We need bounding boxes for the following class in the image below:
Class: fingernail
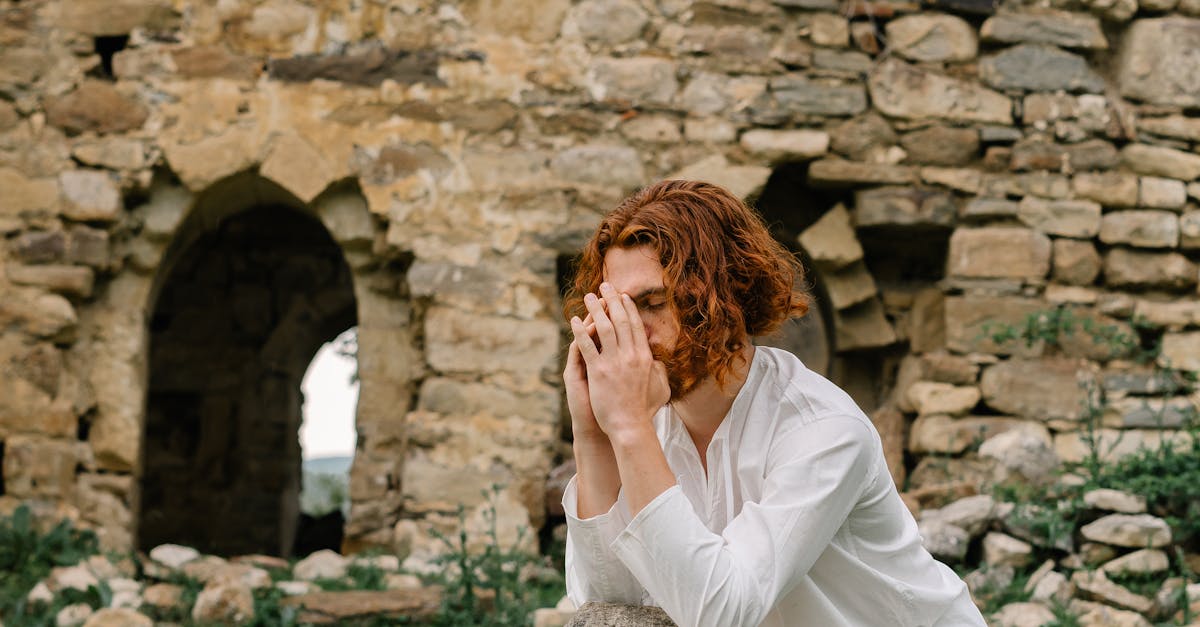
[584,293,596,302]
[600,282,612,292]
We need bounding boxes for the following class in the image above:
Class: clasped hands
[564,283,670,446]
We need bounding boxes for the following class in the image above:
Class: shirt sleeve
[609,414,879,627]
[562,475,647,606]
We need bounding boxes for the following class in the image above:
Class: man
[560,180,985,626]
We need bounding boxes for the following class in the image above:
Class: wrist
[607,421,658,453]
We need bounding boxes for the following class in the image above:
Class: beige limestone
[797,204,863,271]
[947,227,1051,279]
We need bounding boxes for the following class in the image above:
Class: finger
[583,293,617,353]
[570,315,601,363]
[600,283,633,350]
[624,293,652,357]
[564,338,586,379]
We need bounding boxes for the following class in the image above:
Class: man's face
[602,245,696,400]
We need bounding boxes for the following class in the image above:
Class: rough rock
[1139,115,1200,142]
[984,532,1034,568]
[280,588,444,622]
[1138,177,1187,210]
[1083,489,1146,514]
[981,44,1105,93]
[1100,549,1170,576]
[900,126,980,166]
[885,15,978,62]
[565,0,648,44]
[1121,144,1200,181]
[738,129,829,161]
[1017,197,1101,238]
[829,113,898,162]
[924,494,997,536]
[833,298,897,350]
[550,144,644,189]
[906,382,981,416]
[565,602,675,626]
[797,204,863,270]
[981,11,1107,48]
[917,518,971,562]
[854,186,955,227]
[1104,249,1197,289]
[809,160,917,186]
[1099,211,1179,248]
[150,544,200,570]
[6,265,95,298]
[56,603,94,627]
[979,429,1059,486]
[980,358,1091,422]
[990,601,1055,627]
[823,262,878,309]
[142,583,183,608]
[1181,211,1200,249]
[944,296,1045,355]
[192,582,255,624]
[58,170,121,222]
[1071,570,1154,614]
[82,608,152,627]
[869,59,1013,124]
[1081,514,1172,548]
[909,414,1045,454]
[1159,331,1200,371]
[45,82,148,136]
[947,227,1051,279]
[293,549,349,581]
[587,57,678,106]
[0,168,59,216]
[1069,600,1152,627]
[1052,239,1102,285]
[1118,17,1200,107]
[769,75,868,116]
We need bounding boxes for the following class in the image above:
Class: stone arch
[132,170,406,556]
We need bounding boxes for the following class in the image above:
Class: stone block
[908,289,946,353]
[587,57,678,107]
[44,81,148,136]
[824,261,877,310]
[1099,210,1179,248]
[162,126,262,191]
[72,138,148,171]
[1071,570,1154,614]
[980,358,1092,422]
[769,75,868,116]
[829,113,897,162]
[1052,239,1101,285]
[1,435,78,498]
[917,518,971,562]
[619,115,681,144]
[1084,489,1146,514]
[983,532,1033,568]
[683,118,736,143]
[808,160,917,187]
[667,155,768,201]
[947,227,1051,279]
[1132,298,1200,329]
[990,602,1054,627]
[1017,197,1100,238]
[739,129,829,161]
[565,603,674,627]
[1160,331,1200,371]
[1065,139,1119,172]
[563,0,647,43]
[58,170,121,222]
[1118,17,1200,107]
[0,288,78,341]
[1104,249,1197,289]
[0,168,58,216]
[1067,600,1152,627]
[6,265,94,297]
[921,167,983,194]
[1100,549,1169,576]
[1182,210,1200,249]
[1102,396,1198,428]
[425,307,559,374]
[854,186,955,227]
[979,429,1059,486]
[981,11,1107,48]
[1054,428,1190,464]
[980,44,1104,93]
[944,295,1044,356]
[260,133,336,203]
[797,204,862,271]
[906,382,981,416]
[909,414,1042,454]
[833,298,897,350]
[1138,115,1200,142]
[1121,144,1200,181]
[1082,514,1172,549]
[550,144,645,189]
[959,198,1018,221]
[869,59,1013,124]
[900,126,979,167]
[1073,172,1139,208]
[1139,176,1187,209]
[885,14,978,62]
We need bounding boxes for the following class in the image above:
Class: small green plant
[428,485,565,627]
[0,505,102,624]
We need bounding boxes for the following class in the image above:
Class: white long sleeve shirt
[563,346,986,627]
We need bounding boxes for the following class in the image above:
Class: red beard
[652,343,708,402]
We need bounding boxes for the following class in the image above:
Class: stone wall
[0,0,1198,557]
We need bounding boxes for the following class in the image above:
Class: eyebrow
[628,287,666,303]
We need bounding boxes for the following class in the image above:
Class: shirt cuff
[562,475,630,540]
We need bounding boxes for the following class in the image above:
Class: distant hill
[300,456,353,516]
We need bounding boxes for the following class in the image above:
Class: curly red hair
[564,179,810,394]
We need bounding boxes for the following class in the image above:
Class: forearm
[572,434,622,519]
[610,425,676,516]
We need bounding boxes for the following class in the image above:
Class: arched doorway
[138,177,358,557]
